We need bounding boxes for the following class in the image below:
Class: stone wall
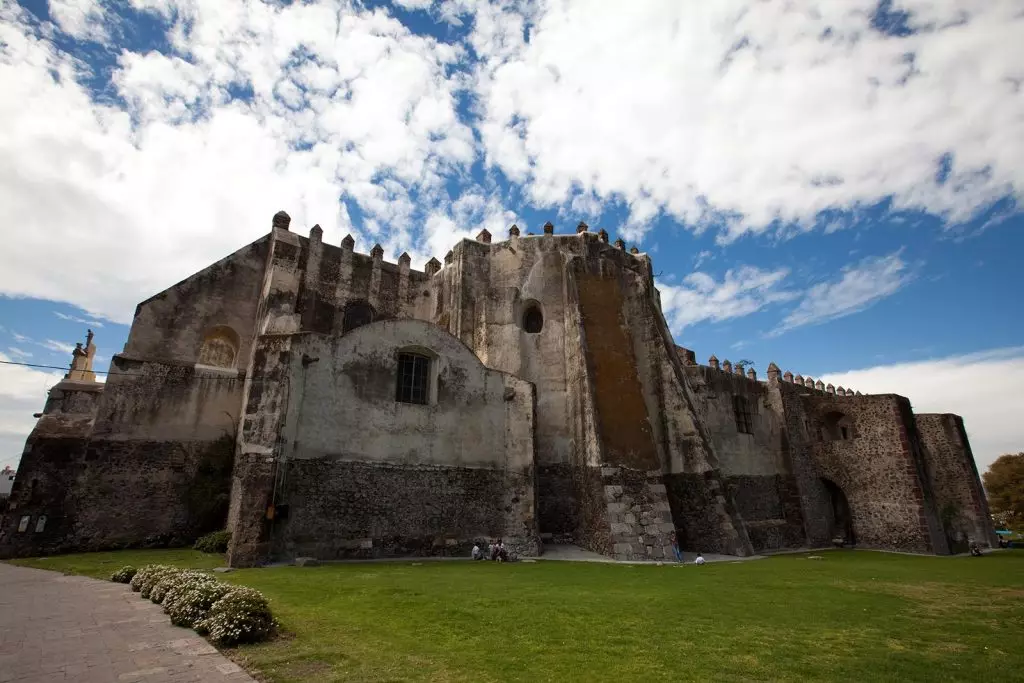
[799,392,947,553]
[124,236,270,366]
[0,355,242,558]
[915,413,997,551]
[227,319,538,565]
[684,366,805,551]
[443,236,576,539]
[0,434,234,558]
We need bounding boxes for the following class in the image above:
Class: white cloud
[47,0,108,42]
[6,348,32,359]
[471,0,1024,241]
[774,251,913,333]
[41,340,75,355]
[0,1,475,323]
[658,265,794,334]
[412,190,520,267]
[393,0,433,10]
[11,333,30,344]
[54,311,105,327]
[818,347,1024,474]
[693,250,713,269]
[0,351,62,471]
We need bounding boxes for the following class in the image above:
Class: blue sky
[1,0,1022,473]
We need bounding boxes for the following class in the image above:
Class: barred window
[733,396,754,434]
[396,352,430,405]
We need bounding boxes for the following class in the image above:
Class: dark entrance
[822,478,855,546]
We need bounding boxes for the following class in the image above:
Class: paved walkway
[0,563,254,682]
[538,543,766,564]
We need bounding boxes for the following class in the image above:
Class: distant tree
[983,453,1024,527]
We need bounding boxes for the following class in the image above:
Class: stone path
[0,563,254,682]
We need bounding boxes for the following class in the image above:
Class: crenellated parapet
[675,349,774,387]
[672,345,870,396]
[773,364,865,397]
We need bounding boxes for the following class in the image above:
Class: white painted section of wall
[285,319,534,471]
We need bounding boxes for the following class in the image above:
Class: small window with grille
[396,352,430,405]
[733,395,754,434]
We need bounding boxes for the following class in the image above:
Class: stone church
[0,211,996,565]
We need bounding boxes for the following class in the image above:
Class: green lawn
[10,550,1024,682]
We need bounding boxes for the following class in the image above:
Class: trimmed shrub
[194,530,232,554]
[196,586,277,646]
[110,566,137,583]
[130,564,172,592]
[150,569,203,604]
[139,566,182,599]
[164,574,230,628]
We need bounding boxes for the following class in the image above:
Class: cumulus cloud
[415,190,521,266]
[0,351,62,470]
[470,0,1024,240]
[658,265,794,333]
[774,251,913,333]
[0,1,475,323]
[47,0,109,42]
[818,347,1024,473]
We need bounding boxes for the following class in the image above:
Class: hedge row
[111,564,276,646]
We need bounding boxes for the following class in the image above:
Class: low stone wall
[268,459,539,560]
[0,435,234,558]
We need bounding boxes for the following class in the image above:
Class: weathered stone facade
[0,212,997,564]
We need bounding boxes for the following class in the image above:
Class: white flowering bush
[123,563,278,646]
[164,575,231,628]
[150,569,207,604]
[139,566,182,599]
[130,564,173,592]
[110,566,137,583]
[196,586,277,646]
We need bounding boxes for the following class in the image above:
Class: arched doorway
[822,478,855,546]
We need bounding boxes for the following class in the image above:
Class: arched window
[342,300,375,334]
[198,326,240,368]
[396,351,431,405]
[821,411,855,441]
[522,302,543,333]
[733,395,754,434]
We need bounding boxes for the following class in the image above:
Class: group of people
[472,539,510,562]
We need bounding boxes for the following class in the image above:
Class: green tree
[983,453,1024,527]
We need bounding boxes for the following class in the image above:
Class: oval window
[523,304,543,333]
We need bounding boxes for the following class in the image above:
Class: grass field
[10,550,1024,682]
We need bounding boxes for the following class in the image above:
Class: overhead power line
[0,358,253,382]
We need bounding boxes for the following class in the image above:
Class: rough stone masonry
[0,212,998,565]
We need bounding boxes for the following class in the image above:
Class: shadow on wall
[822,477,855,545]
[821,411,856,442]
